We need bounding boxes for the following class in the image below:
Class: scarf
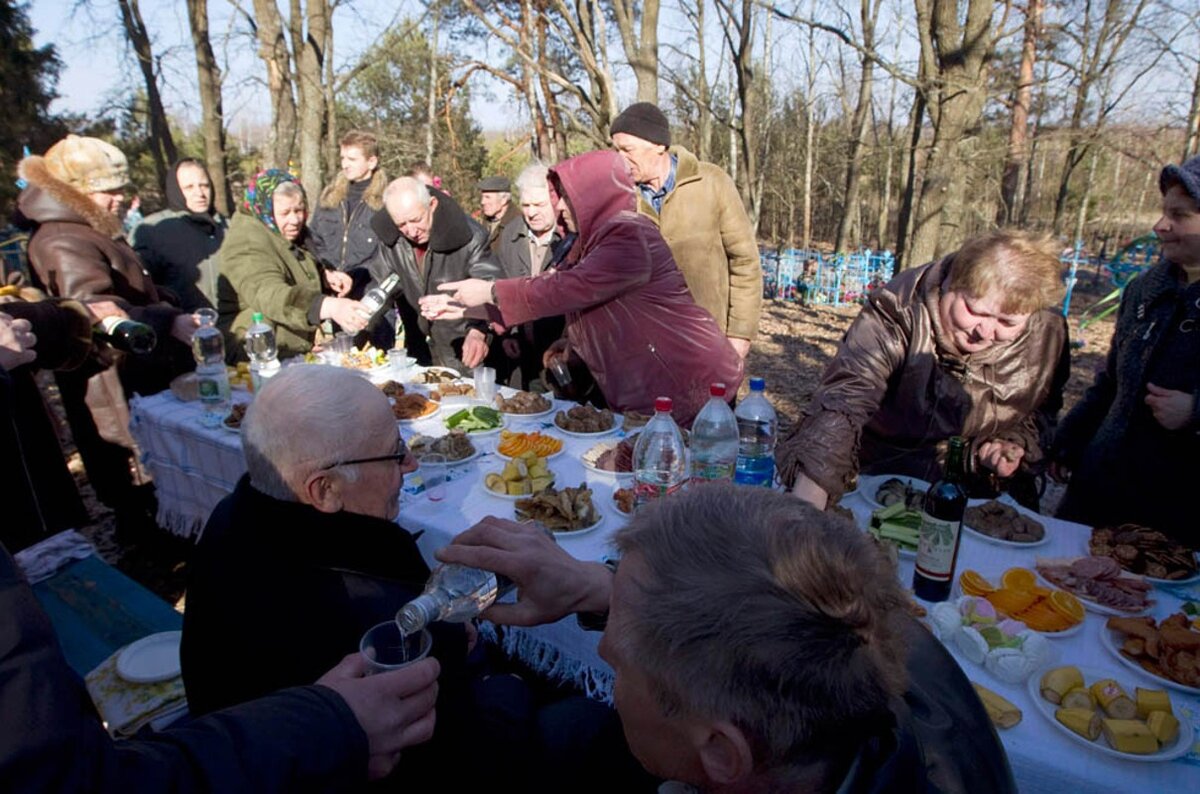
[243,168,300,234]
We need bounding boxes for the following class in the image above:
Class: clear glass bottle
[360,273,401,323]
[395,564,515,636]
[734,377,778,487]
[192,308,230,427]
[912,437,969,602]
[244,312,280,391]
[632,396,688,508]
[689,383,739,483]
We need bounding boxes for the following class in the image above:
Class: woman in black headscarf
[133,158,229,311]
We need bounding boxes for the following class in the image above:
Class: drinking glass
[387,348,414,378]
[473,366,497,402]
[359,623,432,675]
[422,453,447,502]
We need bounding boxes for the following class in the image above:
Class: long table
[129,385,1200,791]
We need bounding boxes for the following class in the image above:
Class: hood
[549,150,637,252]
[370,187,477,253]
[318,168,387,210]
[165,158,221,230]
[16,156,123,238]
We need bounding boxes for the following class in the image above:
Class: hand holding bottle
[321,297,369,333]
[0,312,36,369]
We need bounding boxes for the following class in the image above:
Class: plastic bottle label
[197,377,220,400]
[690,461,735,482]
[914,514,961,582]
[634,480,684,504]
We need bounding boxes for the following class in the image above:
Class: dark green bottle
[912,437,968,602]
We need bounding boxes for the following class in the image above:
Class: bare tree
[249,0,298,170]
[832,0,883,252]
[293,0,332,198]
[115,0,177,189]
[186,0,232,215]
[998,0,1043,227]
[612,0,661,103]
[714,0,760,224]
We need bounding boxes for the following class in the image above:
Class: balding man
[367,177,501,373]
[610,102,762,359]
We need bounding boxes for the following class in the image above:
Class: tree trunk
[894,77,927,269]
[612,0,660,104]
[998,0,1041,227]
[295,0,331,199]
[1073,147,1100,244]
[116,0,177,191]
[427,5,440,166]
[801,21,817,249]
[185,0,231,215]
[833,0,881,253]
[251,0,297,170]
[695,0,710,161]
[1184,56,1200,160]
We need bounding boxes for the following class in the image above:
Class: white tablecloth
[129,388,1200,789]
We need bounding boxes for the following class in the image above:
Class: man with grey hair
[491,163,567,389]
[368,177,501,373]
[478,175,519,251]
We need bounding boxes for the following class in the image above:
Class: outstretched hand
[1145,383,1194,431]
[418,293,465,321]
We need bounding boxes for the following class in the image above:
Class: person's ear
[303,470,343,514]
[367,156,379,173]
[694,720,755,787]
[428,196,439,214]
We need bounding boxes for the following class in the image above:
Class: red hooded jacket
[490,150,743,424]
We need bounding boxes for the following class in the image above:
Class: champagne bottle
[94,316,156,355]
[912,436,968,602]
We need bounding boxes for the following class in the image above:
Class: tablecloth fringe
[482,623,614,704]
[156,505,205,540]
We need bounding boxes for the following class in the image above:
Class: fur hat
[1160,155,1200,207]
[43,135,130,193]
[610,102,671,147]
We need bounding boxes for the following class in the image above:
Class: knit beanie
[43,135,130,193]
[1160,155,1200,207]
[610,102,672,147]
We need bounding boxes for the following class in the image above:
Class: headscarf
[243,168,302,234]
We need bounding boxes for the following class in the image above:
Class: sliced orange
[1000,568,1037,592]
[1048,590,1085,624]
[986,588,1039,615]
[959,570,995,596]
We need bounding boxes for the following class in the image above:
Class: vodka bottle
[94,316,156,355]
[734,377,778,487]
[359,273,401,327]
[192,308,230,427]
[688,383,739,483]
[632,396,688,508]
[912,437,968,602]
[244,312,280,391]
[396,564,516,636]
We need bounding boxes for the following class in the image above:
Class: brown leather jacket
[778,256,1070,501]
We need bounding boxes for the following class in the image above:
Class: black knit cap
[610,102,671,147]
[1160,154,1200,207]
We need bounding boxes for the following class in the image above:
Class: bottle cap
[654,396,672,413]
[749,377,765,391]
[252,312,264,324]
[709,383,726,398]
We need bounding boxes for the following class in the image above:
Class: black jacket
[308,170,386,273]
[494,215,566,388]
[367,188,501,372]
[0,541,370,793]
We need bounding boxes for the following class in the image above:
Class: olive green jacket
[636,146,762,341]
[217,211,325,361]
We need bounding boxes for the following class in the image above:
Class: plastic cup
[359,623,432,675]
[473,366,497,401]
[422,453,447,502]
[330,332,354,356]
[387,348,414,378]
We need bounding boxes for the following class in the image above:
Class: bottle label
[914,514,961,582]
[690,461,734,482]
[98,316,125,335]
[634,480,684,504]
[198,377,220,399]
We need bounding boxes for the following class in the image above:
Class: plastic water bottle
[633,396,688,508]
[734,377,777,487]
[244,312,280,391]
[689,383,739,483]
[192,309,230,427]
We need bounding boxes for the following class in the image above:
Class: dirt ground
[67,281,1120,605]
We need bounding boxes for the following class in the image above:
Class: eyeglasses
[319,441,411,471]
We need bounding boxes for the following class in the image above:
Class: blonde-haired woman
[781,230,1070,510]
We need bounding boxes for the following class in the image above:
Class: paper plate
[116,631,183,684]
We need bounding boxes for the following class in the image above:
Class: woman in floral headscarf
[217,169,368,361]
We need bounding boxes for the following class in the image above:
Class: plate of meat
[962,500,1049,548]
[1088,525,1200,586]
[1035,556,1154,616]
[1102,614,1200,695]
[554,405,617,436]
[581,436,636,477]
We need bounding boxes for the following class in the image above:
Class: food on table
[1106,613,1200,688]
[515,484,599,531]
[495,391,552,414]
[392,393,438,420]
[959,568,1085,633]
[963,500,1045,543]
[1035,556,1153,613]
[867,501,922,554]
[874,477,925,509]
[378,380,405,398]
[588,435,636,473]
[554,404,614,433]
[443,405,503,433]
[430,383,476,400]
[484,451,554,496]
[1184,601,1200,630]
[223,403,249,429]
[1038,666,1177,755]
[621,410,651,431]
[613,487,635,514]
[1088,524,1198,581]
[929,596,1051,682]
[972,683,1022,728]
[496,430,563,458]
[227,361,252,390]
[341,344,387,370]
[408,431,476,462]
[418,368,459,384]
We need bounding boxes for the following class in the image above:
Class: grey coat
[1054,260,1200,541]
[133,209,227,311]
[367,188,501,373]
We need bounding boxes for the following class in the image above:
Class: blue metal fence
[760,248,897,307]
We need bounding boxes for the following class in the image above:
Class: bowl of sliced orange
[959,568,1086,637]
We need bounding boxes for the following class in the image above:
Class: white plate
[495,436,566,460]
[116,631,183,684]
[1100,627,1200,695]
[1141,554,1200,587]
[412,446,483,467]
[1025,663,1195,761]
[962,523,1051,550]
[413,366,465,384]
[394,402,442,424]
[856,474,931,509]
[1034,565,1153,617]
[530,512,605,538]
[220,422,242,434]
[579,440,634,478]
[484,478,558,501]
[500,404,557,420]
